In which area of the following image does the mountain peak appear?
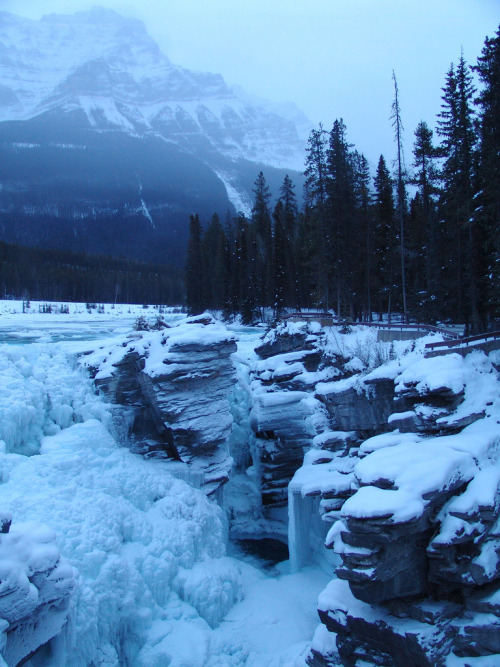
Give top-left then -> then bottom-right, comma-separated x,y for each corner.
40,5 -> 149,36
0,8 -> 308,170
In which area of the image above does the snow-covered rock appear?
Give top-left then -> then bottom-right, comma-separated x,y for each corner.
281,332 -> 500,667
0,517 -> 74,667
82,314 -> 237,493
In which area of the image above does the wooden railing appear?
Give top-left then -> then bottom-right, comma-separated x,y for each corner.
283,313 -> 500,355
283,313 -> 460,340
424,330 -> 500,351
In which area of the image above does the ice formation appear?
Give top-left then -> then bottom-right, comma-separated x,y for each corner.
0,341 -> 244,665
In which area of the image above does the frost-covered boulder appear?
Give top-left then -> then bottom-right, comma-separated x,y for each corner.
82,314 -> 237,492
316,579 -> 456,667
0,516 -> 74,667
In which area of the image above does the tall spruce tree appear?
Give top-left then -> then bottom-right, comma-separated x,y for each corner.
251,172 -> 273,316
185,213 -> 204,314
437,56 -> 479,329
352,151 -> 373,320
277,175 -> 299,309
327,119 -> 357,319
296,183 -> 317,310
202,213 -> 227,311
304,125 -> 330,309
235,213 -> 255,324
272,200 -> 287,317
410,121 -> 441,321
474,24 -> 500,325
373,155 -> 396,320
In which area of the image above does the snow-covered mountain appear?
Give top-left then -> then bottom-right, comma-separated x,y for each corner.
0,7 -> 308,264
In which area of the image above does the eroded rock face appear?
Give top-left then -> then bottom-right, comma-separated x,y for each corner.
248,323 -> 470,516
0,516 -> 74,667
248,325 -> 333,511
300,349 -> 500,667
82,315 -> 237,493
317,378 -> 403,436
254,323 -> 500,665
250,390 -> 321,507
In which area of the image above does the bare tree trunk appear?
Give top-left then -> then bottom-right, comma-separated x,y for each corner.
392,71 -> 408,323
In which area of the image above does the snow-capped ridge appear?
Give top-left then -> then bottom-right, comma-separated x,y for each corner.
0,8 -> 307,170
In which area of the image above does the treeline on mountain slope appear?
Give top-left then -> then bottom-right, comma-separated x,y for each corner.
185,25 -> 500,333
0,241 -> 183,305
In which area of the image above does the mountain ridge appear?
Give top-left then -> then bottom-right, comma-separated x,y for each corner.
0,7 -> 307,170
0,8 -> 308,265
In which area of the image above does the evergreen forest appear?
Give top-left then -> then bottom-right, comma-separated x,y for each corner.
0,241 -> 183,306
185,25 -> 500,333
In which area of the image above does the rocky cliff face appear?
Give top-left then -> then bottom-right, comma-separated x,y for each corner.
78,317 -> 500,665
253,322 -> 500,667
81,314 -> 237,494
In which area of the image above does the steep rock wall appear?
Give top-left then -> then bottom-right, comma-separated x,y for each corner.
249,322 -> 500,666
82,315 -> 237,493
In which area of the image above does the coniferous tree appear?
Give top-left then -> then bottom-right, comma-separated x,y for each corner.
373,155 -> 396,319
327,119 -> 357,319
272,200 -> 287,317
276,175 -> 299,309
437,56 -> 479,328
352,151 -> 373,320
202,213 -> 227,311
296,183 -> 317,310
280,174 -> 299,239
223,211 -> 237,317
251,172 -> 273,315
304,125 -> 330,309
474,24 -> 500,325
234,214 -> 255,324
409,121 -> 441,321
185,213 -> 204,314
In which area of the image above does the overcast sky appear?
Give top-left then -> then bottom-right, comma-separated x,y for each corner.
2,0 -> 499,167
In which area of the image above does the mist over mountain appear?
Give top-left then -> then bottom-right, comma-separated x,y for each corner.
0,7 -> 308,265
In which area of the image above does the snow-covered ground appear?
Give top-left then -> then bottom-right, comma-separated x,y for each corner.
0,300 -> 185,347
0,301 -> 329,666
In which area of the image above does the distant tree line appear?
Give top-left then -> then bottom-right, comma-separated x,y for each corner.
0,241 -> 183,305
186,25 -> 500,333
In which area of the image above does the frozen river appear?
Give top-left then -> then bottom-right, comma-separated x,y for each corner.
0,301 -> 185,346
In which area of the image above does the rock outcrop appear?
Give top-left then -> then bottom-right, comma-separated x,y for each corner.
0,514 -> 74,667
81,315 -> 237,494
251,322 -> 500,665
301,348 -> 500,666
248,325 -> 335,512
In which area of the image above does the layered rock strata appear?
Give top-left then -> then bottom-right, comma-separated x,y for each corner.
252,322 -> 500,664
0,514 -> 74,667
303,349 -> 500,665
82,315 -> 237,493
249,326 -> 335,511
